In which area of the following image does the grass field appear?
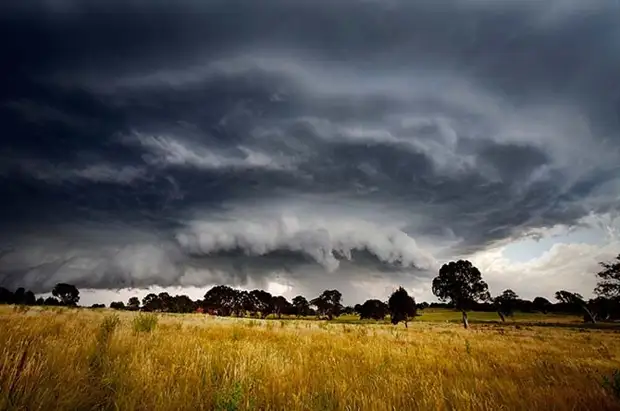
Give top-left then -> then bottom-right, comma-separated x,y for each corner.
1,306 -> 620,411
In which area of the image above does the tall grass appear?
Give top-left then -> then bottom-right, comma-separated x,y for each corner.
0,307 -> 619,410
132,313 -> 158,333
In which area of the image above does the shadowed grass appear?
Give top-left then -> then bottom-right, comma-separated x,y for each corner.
0,306 -> 619,410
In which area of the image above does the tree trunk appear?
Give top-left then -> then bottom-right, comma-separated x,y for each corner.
580,304 -> 597,323
405,317 -> 408,328
497,311 -> 506,322
461,311 -> 469,329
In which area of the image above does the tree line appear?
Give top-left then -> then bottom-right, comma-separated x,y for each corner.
1,254 -> 618,328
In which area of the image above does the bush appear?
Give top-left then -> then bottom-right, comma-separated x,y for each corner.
132,313 -> 158,333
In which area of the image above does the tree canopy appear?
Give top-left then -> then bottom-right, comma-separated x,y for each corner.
387,287 -> 417,327
432,260 -> 490,328
52,283 -> 80,306
358,299 -> 389,321
595,254 -> 620,298
310,290 -> 343,320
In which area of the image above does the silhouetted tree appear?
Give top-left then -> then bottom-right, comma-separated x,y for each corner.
588,296 -> 620,321
432,260 -> 490,329
249,290 -> 274,318
292,295 -> 310,317
35,297 -> 45,305
417,302 -> 430,310
52,283 -> 80,306
203,285 -> 239,316
171,295 -> 196,313
127,297 -> 140,311
24,291 -> 36,306
14,287 -> 26,304
110,301 -> 125,310
388,287 -> 417,327
595,254 -> 620,298
358,299 -> 389,321
158,292 -> 173,312
272,296 -> 291,319
90,304 -> 105,309
142,293 -> 162,311
310,290 -> 343,320
532,296 -> 552,313
555,290 -> 596,323
44,296 -> 60,306
494,289 -> 519,321
341,306 -> 354,315
0,287 -> 14,304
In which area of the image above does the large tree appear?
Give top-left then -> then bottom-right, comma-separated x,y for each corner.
310,290 -> 343,320
127,297 -> 141,311
432,260 -> 490,328
171,295 -> 196,313
142,293 -> 162,311
494,289 -> 519,322
249,290 -> 274,318
555,290 -> 597,323
0,287 -> 14,304
203,285 -> 240,316
358,299 -> 389,321
532,296 -> 552,314
271,296 -> 291,319
388,288 -> 417,327
52,283 -> 80,306
292,295 -> 310,317
594,254 -> 620,298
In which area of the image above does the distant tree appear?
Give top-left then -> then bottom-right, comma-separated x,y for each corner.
432,260 -> 490,329
127,297 -> 140,311
532,296 -> 552,314
271,296 -> 291,319
353,304 -> 363,315
24,290 -> 36,306
388,287 -> 417,327
595,254 -> 620,298
555,290 -> 596,323
0,287 -> 14,304
203,285 -> 240,316
342,306 -> 355,315
417,302 -> 430,310
158,292 -> 173,312
142,293 -> 162,311
515,298 -> 534,313
171,295 -> 196,313
35,297 -> 45,305
14,287 -> 26,304
358,299 -> 389,321
249,290 -> 274,318
44,296 -> 60,306
310,290 -> 343,320
588,296 -> 620,321
292,295 -> 311,317
52,283 -> 80,306
230,291 -> 249,317
110,301 -> 125,310
90,304 -> 106,309
494,289 -> 519,322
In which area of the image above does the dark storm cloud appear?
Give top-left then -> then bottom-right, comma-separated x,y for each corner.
1,0 -> 619,297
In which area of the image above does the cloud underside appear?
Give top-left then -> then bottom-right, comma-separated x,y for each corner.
0,0 -> 619,300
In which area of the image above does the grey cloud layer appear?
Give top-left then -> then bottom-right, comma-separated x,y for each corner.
0,0 -> 619,298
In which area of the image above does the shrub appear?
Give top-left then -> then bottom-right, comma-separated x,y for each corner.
132,313 -> 158,333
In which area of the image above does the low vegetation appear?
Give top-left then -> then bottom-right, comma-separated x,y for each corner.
1,306 -> 620,411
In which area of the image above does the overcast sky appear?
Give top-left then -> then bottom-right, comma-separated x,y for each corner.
1,0 -> 619,306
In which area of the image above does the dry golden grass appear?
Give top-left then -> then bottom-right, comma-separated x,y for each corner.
1,306 -> 619,411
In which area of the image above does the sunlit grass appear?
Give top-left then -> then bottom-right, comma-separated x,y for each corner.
0,306 -> 619,410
